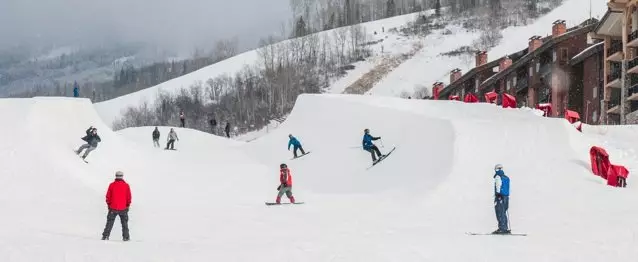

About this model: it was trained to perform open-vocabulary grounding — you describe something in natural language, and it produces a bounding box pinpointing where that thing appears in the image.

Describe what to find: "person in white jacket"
[166,128,179,150]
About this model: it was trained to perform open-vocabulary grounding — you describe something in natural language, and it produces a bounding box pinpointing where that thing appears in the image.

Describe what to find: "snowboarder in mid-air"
[76,126,101,160]
[101,171,131,241]
[493,164,511,234]
[362,128,384,163]
[166,128,179,150]
[152,127,160,148]
[288,134,306,158]
[275,163,296,204]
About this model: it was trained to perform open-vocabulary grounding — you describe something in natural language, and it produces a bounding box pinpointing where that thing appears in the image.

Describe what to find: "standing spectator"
[73,81,79,98]
[179,111,185,128]
[101,171,131,241]
[209,117,217,134]
[225,122,231,138]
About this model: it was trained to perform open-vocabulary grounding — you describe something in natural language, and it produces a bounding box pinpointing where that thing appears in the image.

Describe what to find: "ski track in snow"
[2,95,638,261]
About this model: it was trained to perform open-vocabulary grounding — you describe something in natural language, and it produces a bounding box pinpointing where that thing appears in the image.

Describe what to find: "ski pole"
[379,139,385,148]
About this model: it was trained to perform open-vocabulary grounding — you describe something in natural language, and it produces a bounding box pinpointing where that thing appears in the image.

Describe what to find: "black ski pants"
[367,145,382,161]
[180,119,185,127]
[293,146,306,158]
[102,209,129,239]
[166,139,175,149]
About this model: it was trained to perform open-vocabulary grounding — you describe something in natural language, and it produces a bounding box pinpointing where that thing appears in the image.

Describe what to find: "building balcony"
[607,104,620,114]
[629,57,638,74]
[606,70,622,88]
[628,31,638,47]
[607,41,623,62]
[628,84,638,101]
[515,77,529,93]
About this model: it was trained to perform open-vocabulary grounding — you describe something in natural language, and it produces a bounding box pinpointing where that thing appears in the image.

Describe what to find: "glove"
[277,185,282,190]
[495,193,503,200]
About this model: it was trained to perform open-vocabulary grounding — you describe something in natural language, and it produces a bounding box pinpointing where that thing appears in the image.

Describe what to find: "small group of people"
[179,111,232,138]
[76,126,101,160]
[152,127,179,150]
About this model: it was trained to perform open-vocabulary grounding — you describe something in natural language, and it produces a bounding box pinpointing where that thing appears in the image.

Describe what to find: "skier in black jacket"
[152,127,160,147]
[76,126,101,159]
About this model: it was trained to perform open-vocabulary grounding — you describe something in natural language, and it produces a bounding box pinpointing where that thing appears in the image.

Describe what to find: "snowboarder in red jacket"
[101,171,132,241]
[276,163,295,204]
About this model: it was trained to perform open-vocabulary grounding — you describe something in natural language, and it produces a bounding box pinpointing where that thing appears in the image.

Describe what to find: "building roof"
[480,22,598,89]
[439,48,527,98]
[594,9,623,37]
[569,41,604,66]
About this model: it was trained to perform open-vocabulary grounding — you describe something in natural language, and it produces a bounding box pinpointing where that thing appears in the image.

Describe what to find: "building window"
[529,66,533,76]
[593,111,598,123]
[507,79,511,90]
[560,48,568,64]
[513,76,517,87]
[536,62,540,73]
[553,50,557,62]
[593,86,597,99]
[475,79,479,92]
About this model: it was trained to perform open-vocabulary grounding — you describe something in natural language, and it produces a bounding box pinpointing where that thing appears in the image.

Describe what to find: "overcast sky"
[0,0,291,54]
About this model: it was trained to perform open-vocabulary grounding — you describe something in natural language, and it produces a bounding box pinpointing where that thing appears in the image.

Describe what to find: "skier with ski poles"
[288,134,306,158]
[275,163,296,204]
[493,164,511,234]
[362,128,384,163]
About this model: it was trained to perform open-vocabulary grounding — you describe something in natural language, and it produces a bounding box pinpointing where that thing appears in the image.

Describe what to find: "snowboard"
[164,148,177,151]
[466,232,527,236]
[366,147,396,169]
[291,151,311,160]
[265,202,305,206]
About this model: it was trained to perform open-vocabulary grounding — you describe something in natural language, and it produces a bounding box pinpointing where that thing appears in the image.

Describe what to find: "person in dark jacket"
[362,128,383,163]
[102,171,132,241]
[209,118,217,134]
[152,127,160,147]
[73,81,79,98]
[288,134,306,158]
[224,122,231,138]
[76,127,101,159]
[179,111,185,128]
[493,164,511,234]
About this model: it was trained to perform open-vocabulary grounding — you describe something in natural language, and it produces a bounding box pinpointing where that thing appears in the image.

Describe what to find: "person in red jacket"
[101,171,132,241]
[276,163,295,204]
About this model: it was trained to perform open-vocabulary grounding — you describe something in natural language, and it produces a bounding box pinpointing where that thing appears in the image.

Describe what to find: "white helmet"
[494,164,503,171]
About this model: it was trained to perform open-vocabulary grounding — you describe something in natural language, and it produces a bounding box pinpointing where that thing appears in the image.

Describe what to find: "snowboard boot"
[275,196,282,204]
[101,236,109,240]
[123,237,130,241]
[289,196,296,204]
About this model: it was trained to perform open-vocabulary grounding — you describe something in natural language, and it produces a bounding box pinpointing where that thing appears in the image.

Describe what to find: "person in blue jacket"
[288,134,306,158]
[73,81,80,98]
[493,164,511,234]
[362,128,384,163]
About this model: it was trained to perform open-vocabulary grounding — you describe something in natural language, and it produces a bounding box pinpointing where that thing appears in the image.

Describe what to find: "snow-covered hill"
[3,94,638,261]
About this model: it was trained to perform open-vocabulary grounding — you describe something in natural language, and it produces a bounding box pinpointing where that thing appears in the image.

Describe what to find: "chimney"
[499,56,513,71]
[475,51,488,67]
[552,20,566,37]
[450,68,462,83]
[529,36,542,52]
[432,82,444,100]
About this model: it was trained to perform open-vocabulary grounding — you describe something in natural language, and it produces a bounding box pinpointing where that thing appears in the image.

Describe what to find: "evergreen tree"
[295,16,307,37]
[386,0,396,18]
[435,0,441,17]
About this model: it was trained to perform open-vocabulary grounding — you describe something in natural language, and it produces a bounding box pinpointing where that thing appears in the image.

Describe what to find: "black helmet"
[364,128,370,133]
[280,163,287,169]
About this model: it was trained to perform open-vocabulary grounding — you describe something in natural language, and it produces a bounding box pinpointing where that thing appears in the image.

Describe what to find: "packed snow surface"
[2,94,638,261]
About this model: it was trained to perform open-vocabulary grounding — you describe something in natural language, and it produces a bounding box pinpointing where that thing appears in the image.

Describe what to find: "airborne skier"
[362,128,384,163]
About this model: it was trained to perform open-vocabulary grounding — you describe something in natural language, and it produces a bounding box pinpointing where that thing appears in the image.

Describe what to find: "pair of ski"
[466,232,527,236]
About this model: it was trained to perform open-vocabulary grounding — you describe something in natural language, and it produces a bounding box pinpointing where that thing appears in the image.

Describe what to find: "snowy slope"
[94,12,427,127]
[368,0,609,97]
[3,95,638,261]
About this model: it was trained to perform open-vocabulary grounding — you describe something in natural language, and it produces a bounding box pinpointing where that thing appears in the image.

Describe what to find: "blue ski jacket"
[288,136,301,150]
[362,133,379,150]
[494,170,510,196]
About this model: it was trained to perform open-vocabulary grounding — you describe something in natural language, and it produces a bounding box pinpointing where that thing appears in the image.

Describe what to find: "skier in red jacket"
[276,163,295,204]
[101,171,132,241]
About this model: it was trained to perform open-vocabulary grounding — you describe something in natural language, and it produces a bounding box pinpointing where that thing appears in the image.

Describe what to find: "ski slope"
[367,0,609,96]
[3,95,638,261]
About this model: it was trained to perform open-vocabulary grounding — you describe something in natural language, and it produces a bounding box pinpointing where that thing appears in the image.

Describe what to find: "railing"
[539,64,552,78]
[629,57,638,70]
[629,30,638,43]
[608,69,621,83]
[608,40,623,55]
[515,77,529,93]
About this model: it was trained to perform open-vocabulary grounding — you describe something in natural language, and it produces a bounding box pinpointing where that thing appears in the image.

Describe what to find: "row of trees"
[114,24,371,134]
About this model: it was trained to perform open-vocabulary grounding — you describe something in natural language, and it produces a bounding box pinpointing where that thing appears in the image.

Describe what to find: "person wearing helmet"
[288,134,306,158]
[102,171,132,241]
[362,128,383,163]
[493,164,510,234]
[275,163,295,204]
